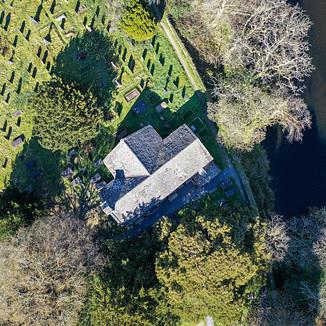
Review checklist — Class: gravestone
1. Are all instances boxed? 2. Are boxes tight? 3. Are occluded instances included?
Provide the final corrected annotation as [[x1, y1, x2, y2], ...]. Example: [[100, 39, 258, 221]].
[[24, 186, 34, 193], [43, 37, 50, 46], [114, 79, 122, 88], [29, 16, 39, 26], [76, 4, 87, 14], [11, 137, 24, 148], [141, 48, 147, 61], [2, 158, 8, 169], [93, 158, 103, 168], [8, 71, 15, 83], [155, 101, 168, 113], [66, 148, 77, 159], [12, 109, 23, 118], [90, 173, 101, 184], [159, 54, 164, 67], [61, 167, 73, 178], [56, 14, 66, 21], [71, 177, 82, 187]]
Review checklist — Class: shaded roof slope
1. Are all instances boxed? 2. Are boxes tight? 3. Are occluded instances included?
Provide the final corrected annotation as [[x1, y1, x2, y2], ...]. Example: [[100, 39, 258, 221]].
[[100, 125, 215, 226], [103, 125, 162, 177], [152, 124, 198, 172], [124, 125, 162, 173]]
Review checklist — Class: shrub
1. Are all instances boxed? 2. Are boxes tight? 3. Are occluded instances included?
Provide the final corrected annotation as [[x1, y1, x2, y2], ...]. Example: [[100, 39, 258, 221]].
[[120, 0, 157, 41]]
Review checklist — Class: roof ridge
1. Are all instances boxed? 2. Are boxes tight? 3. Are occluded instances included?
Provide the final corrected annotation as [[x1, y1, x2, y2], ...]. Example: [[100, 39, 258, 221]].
[[164, 124, 197, 143], [123, 125, 163, 174], [123, 125, 155, 142], [149, 140, 164, 174], [119, 139, 150, 177]]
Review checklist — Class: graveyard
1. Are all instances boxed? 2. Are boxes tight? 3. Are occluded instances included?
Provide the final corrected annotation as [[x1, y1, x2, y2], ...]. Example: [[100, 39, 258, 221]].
[[0, 0, 232, 210]]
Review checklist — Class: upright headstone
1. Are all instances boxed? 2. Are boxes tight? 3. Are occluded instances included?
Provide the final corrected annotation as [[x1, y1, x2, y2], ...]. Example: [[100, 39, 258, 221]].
[[29, 16, 39, 26]]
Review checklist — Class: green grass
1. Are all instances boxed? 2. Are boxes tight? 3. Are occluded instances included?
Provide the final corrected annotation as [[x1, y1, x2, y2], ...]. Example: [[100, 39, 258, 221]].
[[0, 0, 226, 203], [0, 0, 109, 190], [161, 15, 205, 91]]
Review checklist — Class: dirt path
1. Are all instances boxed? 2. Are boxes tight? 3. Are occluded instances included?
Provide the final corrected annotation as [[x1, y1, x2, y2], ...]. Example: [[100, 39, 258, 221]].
[[159, 19, 200, 92]]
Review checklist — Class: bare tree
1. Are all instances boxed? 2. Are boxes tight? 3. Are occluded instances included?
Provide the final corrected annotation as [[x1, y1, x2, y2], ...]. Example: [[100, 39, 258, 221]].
[[265, 215, 290, 264], [106, 0, 125, 25], [0, 215, 103, 326], [197, 0, 314, 150], [200, 0, 314, 92], [208, 76, 311, 150], [247, 290, 315, 326], [223, 0, 313, 94]]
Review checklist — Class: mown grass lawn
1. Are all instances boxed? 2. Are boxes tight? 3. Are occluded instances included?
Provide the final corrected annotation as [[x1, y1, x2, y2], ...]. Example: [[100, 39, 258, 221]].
[[0, 0, 227, 207]]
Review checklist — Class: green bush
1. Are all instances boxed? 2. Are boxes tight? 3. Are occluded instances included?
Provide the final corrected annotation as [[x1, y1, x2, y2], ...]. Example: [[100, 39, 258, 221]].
[[120, 0, 157, 41], [0, 187, 45, 240]]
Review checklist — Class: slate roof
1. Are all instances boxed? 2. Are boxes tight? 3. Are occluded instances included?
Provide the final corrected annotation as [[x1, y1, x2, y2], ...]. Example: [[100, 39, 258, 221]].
[[192, 161, 221, 187], [104, 125, 162, 178], [100, 124, 215, 226]]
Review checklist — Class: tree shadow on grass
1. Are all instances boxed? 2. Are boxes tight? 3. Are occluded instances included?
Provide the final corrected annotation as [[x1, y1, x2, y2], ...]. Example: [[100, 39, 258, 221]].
[[167, 16, 221, 85], [8, 138, 65, 204], [4, 31, 121, 216], [116, 89, 206, 140], [52, 29, 118, 108]]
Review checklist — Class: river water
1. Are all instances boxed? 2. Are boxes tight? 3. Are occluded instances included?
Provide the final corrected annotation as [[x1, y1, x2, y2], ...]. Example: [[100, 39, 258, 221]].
[[264, 0, 326, 217]]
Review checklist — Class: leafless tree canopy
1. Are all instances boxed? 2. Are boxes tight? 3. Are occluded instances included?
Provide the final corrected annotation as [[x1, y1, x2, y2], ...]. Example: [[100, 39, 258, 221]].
[[264, 214, 290, 264], [197, 0, 314, 150], [247, 289, 316, 326], [106, 0, 125, 24], [208, 76, 312, 150], [204, 0, 313, 92], [261, 208, 326, 324], [200, 0, 314, 89], [0, 215, 103, 326]]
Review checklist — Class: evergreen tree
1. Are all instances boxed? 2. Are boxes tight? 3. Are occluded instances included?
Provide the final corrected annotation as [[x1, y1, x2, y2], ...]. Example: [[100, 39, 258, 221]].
[[0, 187, 45, 240], [78, 232, 178, 326], [156, 208, 268, 325], [120, 0, 157, 41], [30, 77, 103, 151]]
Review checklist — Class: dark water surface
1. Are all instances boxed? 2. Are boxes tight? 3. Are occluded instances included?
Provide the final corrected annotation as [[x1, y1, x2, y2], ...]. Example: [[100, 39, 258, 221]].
[[264, 0, 326, 216]]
